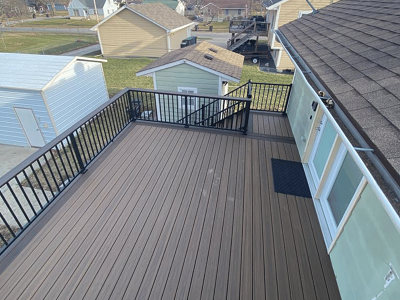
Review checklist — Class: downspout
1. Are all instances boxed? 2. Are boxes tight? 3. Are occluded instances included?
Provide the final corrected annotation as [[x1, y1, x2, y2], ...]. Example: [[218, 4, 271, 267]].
[[305, 0, 318, 14], [275, 29, 400, 200]]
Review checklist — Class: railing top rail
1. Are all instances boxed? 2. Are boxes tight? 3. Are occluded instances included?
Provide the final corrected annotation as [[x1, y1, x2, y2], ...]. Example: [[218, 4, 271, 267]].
[[130, 88, 251, 102], [251, 82, 292, 87], [0, 87, 131, 188]]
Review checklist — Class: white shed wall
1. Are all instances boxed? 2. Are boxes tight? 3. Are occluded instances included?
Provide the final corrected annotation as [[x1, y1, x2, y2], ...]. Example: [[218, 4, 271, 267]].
[[44, 61, 109, 133], [0, 88, 56, 147]]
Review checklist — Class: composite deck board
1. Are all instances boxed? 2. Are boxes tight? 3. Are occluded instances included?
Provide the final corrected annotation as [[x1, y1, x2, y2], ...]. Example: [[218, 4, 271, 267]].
[[0, 123, 340, 300], [250, 112, 293, 138]]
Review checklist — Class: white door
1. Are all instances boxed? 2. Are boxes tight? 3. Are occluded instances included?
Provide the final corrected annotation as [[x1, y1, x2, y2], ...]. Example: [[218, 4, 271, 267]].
[[14, 107, 46, 147], [178, 87, 198, 112]]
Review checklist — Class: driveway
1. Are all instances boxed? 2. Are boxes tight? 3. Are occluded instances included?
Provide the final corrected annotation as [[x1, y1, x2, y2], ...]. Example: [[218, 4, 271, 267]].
[[193, 32, 231, 48], [0, 144, 37, 178]]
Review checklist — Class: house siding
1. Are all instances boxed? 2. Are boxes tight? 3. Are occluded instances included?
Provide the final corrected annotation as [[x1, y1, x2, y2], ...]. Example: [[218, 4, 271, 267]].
[[286, 71, 317, 159], [44, 61, 109, 133], [330, 184, 400, 300], [272, 0, 339, 70], [288, 67, 400, 300], [0, 88, 56, 147], [155, 63, 220, 122], [97, 9, 168, 57], [169, 28, 190, 52]]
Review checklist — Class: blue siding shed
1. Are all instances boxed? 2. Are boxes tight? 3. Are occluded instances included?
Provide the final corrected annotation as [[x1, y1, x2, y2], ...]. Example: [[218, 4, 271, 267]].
[[0, 53, 109, 148]]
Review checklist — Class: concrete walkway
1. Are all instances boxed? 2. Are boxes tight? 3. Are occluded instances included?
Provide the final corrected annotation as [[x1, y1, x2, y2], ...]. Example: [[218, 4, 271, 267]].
[[63, 44, 101, 56]]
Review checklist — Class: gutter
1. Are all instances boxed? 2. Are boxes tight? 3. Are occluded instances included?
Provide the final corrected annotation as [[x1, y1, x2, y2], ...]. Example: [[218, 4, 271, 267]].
[[275, 29, 400, 202]]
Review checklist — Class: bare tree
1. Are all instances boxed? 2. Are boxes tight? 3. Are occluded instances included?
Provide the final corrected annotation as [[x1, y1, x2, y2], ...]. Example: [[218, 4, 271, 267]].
[[0, 0, 29, 20]]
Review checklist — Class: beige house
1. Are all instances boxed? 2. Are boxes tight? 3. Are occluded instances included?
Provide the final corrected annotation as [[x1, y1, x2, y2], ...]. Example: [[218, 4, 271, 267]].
[[263, 0, 339, 71], [91, 3, 195, 58]]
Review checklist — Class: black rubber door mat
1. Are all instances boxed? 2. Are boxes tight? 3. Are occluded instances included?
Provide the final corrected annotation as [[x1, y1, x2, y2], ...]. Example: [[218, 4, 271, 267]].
[[271, 158, 311, 198]]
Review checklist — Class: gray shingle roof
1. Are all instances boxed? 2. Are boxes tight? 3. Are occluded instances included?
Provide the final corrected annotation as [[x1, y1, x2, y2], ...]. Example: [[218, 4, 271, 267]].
[[137, 41, 244, 80], [128, 3, 193, 30], [279, 0, 400, 176]]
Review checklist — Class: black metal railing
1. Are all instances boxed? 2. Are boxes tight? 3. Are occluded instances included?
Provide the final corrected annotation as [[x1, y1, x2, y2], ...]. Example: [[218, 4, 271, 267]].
[[128, 89, 251, 133], [226, 80, 292, 113], [0, 88, 251, 253], [0, 89, 132, 254]]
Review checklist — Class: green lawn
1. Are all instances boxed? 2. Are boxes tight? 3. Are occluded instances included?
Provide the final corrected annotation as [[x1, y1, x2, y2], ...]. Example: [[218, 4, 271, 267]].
[[101, 58, 155, 97], [13, 18, 98, 28], [234, 62, 293, 87], [0, 32, 98, 54], [196, 21, 230, 32]]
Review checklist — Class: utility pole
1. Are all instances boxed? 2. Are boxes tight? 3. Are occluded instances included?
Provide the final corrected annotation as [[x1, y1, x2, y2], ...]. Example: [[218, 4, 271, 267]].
[[93, 0, 99, 23]]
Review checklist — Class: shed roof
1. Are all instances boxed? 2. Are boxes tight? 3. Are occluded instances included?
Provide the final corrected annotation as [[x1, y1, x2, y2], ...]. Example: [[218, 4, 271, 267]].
[[92, 3, 193, 32], [73, 0, 107, 9], [278, 0, 400, 176], [202, 0, 247, 9], [262, 0, 286, 8], [137, 41, 244, 81], [142, 0, 179, 10], [0, 53, 104, 91]]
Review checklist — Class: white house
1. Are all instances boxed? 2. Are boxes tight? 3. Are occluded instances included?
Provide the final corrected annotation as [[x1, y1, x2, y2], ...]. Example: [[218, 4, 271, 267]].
[[0, 53, 109, 148], [68, 0, 118, 19]]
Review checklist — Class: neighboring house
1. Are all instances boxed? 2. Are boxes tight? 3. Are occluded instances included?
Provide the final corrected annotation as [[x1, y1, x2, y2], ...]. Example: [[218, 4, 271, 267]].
[[136, 41, 244, 122], [274, 0, 400, 299], [142, 0, 185, 15], [91, 3, 195, 58], [0, 53, 109, 148], [68, 0, 118, 19], [262, 0, 338, 71], [200, 0, 247, 21]]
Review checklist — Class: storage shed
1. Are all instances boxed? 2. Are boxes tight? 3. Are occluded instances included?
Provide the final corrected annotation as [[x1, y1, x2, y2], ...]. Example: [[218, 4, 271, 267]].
[[91, 3, 195, 58], [0, 53, 109, 148], [136, 41, 244, 122]]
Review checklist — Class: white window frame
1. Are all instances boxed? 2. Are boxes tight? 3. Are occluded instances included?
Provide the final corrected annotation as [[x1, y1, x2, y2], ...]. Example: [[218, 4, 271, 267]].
[[178, 87, 198, 112]]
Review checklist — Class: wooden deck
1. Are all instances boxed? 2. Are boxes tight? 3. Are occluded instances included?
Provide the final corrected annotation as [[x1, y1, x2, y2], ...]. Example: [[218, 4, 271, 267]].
[[0, 121, 341, 300], [250, 112, 294, 139]]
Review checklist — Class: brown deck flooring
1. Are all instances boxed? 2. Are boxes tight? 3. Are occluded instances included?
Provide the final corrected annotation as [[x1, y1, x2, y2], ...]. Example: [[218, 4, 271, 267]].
[[0, 123, 341, 300], [250, 112, 294, 139]]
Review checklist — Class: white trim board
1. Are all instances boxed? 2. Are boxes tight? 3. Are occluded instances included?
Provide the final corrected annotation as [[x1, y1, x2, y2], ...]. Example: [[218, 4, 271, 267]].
[[136, 59, 240, 83]]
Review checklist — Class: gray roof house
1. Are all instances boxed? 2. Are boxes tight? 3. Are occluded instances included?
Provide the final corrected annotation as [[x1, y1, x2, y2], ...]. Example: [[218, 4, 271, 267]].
[[275, 0, 400, 299], [68, 0, 118, 19]]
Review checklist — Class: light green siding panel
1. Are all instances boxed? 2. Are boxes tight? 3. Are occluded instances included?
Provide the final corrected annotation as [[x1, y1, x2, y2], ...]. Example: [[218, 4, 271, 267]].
[[287, 71, 316, 159], [156, 64, 219, 95], [331, 184, 400, 300], [155, 64, 220, 122]]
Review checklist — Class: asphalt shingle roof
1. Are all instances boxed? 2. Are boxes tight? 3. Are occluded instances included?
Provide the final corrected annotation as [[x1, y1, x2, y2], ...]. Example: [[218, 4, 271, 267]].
[[128, 3, 192, 30], [142, 0, 179, 10], [138, 41, 244, 80], [262, 0, 285, 8], [279, 0, 400, 176]]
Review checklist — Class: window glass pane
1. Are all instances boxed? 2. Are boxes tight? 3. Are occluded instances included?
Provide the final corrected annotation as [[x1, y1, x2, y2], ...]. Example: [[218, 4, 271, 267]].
[[313, 120, 336, 179], [328, 152, 363, 226]]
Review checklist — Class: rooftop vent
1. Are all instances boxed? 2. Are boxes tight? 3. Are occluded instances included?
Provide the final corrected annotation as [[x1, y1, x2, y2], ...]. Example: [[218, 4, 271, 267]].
[[204, 54, 214, 60], [209, 48, 218, 53]]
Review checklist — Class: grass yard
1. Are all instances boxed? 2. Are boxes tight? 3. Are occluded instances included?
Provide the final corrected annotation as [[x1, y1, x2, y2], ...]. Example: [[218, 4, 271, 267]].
[[100, 58, 292, 96], [13, 18, 98, 28], [196, 21, 230, 32], [0, 32, 98, 55], [234, 62, 293, 87], [101, 57, 155, 96]]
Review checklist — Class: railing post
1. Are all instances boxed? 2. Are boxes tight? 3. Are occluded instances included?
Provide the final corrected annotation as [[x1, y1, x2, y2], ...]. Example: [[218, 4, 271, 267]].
[[201, 104, 205, 126], [282, 84, 292, 115], [127, 90, 136, 122], [69, 133, 86, 174], [242, 100, 251, 135], [184, 95, 189, 128], [247, 79, 252, 99]]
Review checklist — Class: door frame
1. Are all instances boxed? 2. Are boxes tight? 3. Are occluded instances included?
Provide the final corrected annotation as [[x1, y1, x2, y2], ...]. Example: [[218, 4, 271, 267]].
[[13, 107, 45, 148]]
